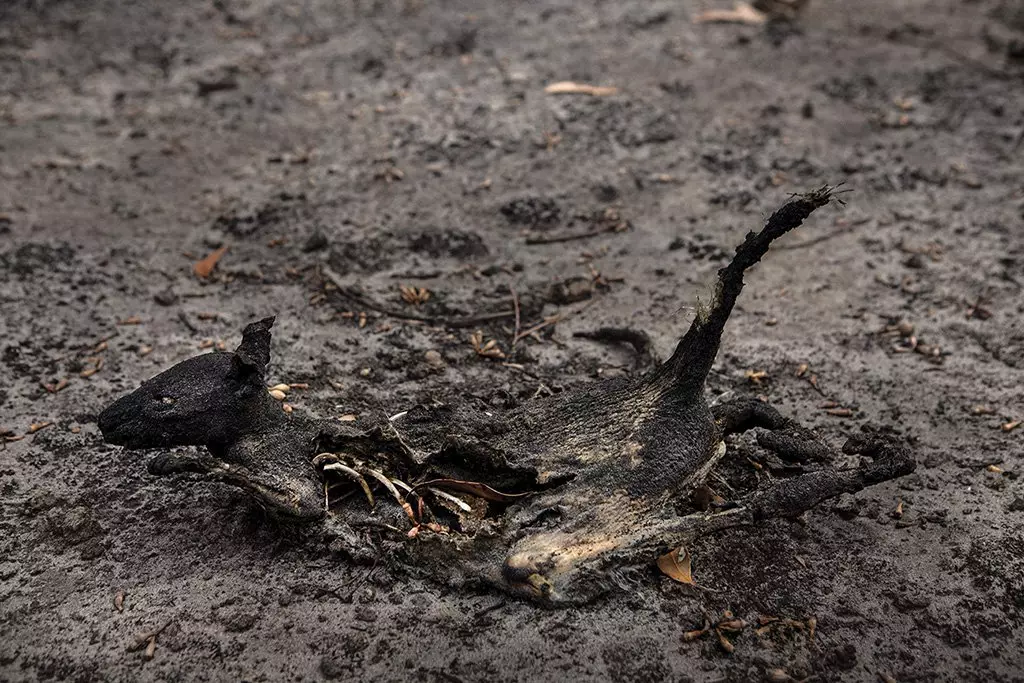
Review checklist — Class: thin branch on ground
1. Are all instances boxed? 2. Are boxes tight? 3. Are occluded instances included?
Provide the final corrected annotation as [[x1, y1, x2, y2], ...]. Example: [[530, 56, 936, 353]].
[[321, 266, 517, 329]]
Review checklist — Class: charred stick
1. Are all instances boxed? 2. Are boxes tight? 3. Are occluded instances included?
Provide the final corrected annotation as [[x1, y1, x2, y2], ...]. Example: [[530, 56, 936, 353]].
[[321, 266, 516, 328]]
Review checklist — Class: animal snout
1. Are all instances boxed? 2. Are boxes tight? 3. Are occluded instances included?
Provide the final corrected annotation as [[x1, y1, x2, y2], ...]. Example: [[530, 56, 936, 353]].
[[98, 397, 129, 441], [502, 553, 555, 599], [98, 393, 144, 445]]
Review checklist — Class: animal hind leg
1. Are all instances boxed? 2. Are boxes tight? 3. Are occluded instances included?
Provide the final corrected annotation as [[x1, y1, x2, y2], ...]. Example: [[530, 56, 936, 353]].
[[614, 432, 915, 562], [712, 396, 790, 434], [746, 432, 915, 520], [573, 327, 659, 371], [712, 397, 835, 463]]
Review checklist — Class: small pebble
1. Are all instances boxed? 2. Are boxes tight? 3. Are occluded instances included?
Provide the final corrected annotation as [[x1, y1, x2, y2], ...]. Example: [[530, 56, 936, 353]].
[[153, 288, 179, 306], [302, 230, 329, 252], [203, 230, 225, 249]]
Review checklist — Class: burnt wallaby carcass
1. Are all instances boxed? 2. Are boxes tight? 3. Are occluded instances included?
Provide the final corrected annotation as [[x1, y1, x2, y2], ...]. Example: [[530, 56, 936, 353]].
[[99, 187, 915, 605]]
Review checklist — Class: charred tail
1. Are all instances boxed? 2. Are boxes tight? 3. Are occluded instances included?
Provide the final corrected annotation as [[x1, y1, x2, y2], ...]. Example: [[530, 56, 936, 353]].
[[658, 185, 843, 394]]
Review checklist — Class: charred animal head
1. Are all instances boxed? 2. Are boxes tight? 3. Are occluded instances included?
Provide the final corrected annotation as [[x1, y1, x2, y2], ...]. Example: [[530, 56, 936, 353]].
[[99, 317, 324, 519]]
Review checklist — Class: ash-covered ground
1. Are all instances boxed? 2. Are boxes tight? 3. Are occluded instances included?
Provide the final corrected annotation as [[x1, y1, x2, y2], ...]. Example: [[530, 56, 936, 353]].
[[1, 0, 1023, 681]]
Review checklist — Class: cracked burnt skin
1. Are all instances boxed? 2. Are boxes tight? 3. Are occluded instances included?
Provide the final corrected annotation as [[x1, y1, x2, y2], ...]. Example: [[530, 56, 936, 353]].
[[98, 187, 916, 605]]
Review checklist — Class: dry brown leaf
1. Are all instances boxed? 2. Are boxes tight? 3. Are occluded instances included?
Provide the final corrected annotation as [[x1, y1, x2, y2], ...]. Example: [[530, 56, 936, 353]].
[[656, 546, 695, 585], [470, 330, 506, 359], [745, 369, 768, 385], [715, 627, 736, 653], [544, 81, 618, 97], [41, 379, 67, 393], [682, 626, 709, 642], [399, 285, 431, 305], [717, 617, 748, 632], [695, 2, 767, 24], [194, 246, 228, 278], [825, 407, 854, 417]]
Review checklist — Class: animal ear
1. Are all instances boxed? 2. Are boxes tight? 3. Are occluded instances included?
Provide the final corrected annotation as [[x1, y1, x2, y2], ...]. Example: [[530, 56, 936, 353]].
[[231, 316, 275, 380]]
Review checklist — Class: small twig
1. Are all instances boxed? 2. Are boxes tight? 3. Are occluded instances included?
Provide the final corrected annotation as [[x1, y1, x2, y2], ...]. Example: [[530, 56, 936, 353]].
[[776, 225, 848, 251], [525, 228, 614, 245], [512, 297, 601, 346], [886, 31, 1015, 81], [473, 599, 508, 621], [510, 286, 522, 350], [128, 619, 172, 655], [930, 42, 1014, 81], [321, 267, 516, 329], [513, 315, 563, 345], [177, 311, 198, 333]]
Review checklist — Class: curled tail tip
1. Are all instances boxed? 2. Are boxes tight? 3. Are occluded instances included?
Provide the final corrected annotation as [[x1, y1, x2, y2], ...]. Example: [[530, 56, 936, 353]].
[[795, 182, 850, 208]]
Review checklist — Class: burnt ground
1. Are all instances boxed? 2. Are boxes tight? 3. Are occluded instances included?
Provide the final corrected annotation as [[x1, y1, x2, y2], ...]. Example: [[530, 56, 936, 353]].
[[1, 0, 1023, 680]]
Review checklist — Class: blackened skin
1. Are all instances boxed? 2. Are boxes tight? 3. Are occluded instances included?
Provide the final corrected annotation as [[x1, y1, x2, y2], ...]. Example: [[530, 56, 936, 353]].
[[99, 317, 326, 520], [98, 187, 916, 605]]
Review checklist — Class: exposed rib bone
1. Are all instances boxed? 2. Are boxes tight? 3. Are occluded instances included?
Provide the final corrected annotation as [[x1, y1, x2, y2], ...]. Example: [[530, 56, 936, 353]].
[[363, 468, 416, 522], [391, 479, 413, 493], [312, 452, 340, 469], [323, 463, 375, 508], [410, 478, 530, 502], [428, 487, 473, 513]]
